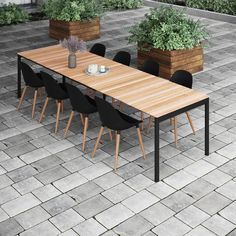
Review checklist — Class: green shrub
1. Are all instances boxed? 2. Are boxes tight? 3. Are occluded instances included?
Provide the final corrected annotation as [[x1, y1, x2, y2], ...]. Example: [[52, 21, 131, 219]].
[[0, 3, 28, 25], [186, 0, 236, 15], [129, 7, 209, 51], [42, 0, 103, 21], [102, 0, 143, 10]]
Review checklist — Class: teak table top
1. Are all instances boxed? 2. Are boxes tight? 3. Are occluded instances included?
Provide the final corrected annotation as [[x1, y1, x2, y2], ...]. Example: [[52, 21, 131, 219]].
[[18, 45, 208, 118]]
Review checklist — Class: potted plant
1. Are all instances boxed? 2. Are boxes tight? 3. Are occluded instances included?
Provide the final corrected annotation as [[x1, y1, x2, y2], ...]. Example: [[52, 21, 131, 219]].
[[129, 7, 209, 79], [60, 36, 87, 68], [42, 0, 103, 41]]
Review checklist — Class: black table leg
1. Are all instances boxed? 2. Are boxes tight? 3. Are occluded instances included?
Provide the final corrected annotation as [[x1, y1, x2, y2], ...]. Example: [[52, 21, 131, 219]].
[[205, 98, 210, 155], [154, 118, 160, 182], [17, 55, 22, 98]]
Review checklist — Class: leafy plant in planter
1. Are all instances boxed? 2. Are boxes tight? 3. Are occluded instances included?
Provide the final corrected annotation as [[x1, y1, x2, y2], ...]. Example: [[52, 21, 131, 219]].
[[0, 3, 28, 26], [42, 0, 103, 41], [129, 7, 209, 78], [102, 0, 143, 10]]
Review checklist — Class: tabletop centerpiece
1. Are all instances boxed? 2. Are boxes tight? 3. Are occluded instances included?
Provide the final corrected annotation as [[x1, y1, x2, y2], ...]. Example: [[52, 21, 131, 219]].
[[60, 36, 87, 68], [128, 7, 209, 79]]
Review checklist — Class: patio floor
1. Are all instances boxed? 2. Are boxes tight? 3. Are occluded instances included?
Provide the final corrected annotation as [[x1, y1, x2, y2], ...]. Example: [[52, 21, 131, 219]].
[[0, 6, 236, 236]]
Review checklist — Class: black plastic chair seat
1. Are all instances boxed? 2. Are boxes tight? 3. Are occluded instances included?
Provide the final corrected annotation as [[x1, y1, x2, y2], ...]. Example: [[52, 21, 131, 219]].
[[117, 110, 141, 129], [72, 95, 97, 115], [26, 72, 44, 88], [58, 83, 69, 100]]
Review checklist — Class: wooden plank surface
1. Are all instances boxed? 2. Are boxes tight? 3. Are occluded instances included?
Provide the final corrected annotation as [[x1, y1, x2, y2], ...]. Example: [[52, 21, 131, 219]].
[[18, 45, 208, 118]]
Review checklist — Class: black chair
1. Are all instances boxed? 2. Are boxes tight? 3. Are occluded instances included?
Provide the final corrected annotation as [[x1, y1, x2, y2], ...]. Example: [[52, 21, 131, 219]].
[[170, 70, 195, 146], [139, 59, 160, 130], [90, 43, 106, 57], [113, 51, 131, 66], [17, 62, 44, 118], [39, 71, 69, 133], [64, 84, 98, 151], [104, 51, 132, 103], [92, 97, 146, 170], [139, 59, 159, 77]]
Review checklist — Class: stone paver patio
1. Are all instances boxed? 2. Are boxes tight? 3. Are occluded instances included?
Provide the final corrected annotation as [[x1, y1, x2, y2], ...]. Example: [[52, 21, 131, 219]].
[[0, 5, 236, 236]]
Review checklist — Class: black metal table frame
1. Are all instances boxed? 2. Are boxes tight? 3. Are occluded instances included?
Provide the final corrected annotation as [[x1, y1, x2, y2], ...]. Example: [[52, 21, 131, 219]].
[[17, 54, 210, 183]]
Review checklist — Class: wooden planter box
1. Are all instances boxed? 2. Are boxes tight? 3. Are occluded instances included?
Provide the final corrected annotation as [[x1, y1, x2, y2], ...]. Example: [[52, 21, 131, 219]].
[[138, 45, 203, 79], [49, 17, 100, 41]]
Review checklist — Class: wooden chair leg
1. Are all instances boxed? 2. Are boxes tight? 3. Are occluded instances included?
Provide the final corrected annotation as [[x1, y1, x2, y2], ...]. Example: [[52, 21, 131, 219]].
[[147, 116, 153, 132], [141, 111, 144, 131], [39, 97, 49, 123], [55, 101, 61, 133], [64, 111, 74, 138], [92, 126, 104, 158], [173, 117, 178, 147], [108, 129, 113, 141], [114, 133, 121, 171], [186, 112, 195, 135], [32, 89, 38, 118], [80, 113, 84, 126], [82, 116, 89, 151], [17, 86, 27, 111], [136, 127, 146, 159]]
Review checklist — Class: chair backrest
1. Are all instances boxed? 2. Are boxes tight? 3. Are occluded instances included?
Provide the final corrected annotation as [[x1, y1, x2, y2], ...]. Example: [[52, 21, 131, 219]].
[[113, 51, 131, 66], [140, 59, 159, 76], [66, 83, 96, 114], [40, 71, 67, 99], [95, 97, 129, 130], [90, 43, 106, 57], [21, 62, 43, 87], [170, 70, 193, 89]]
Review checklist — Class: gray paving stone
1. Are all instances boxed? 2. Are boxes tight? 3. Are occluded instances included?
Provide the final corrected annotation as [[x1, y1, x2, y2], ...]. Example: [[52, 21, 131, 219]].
[[32, 184, 61, 202], [13, 176, 43, 195], [14, 206, 51, 230], [53, 172, 88, 193], [165, 154, 194, 170], [183, 179, 216, 200], [122, 190, 159, 213], [73, 218, 107, 236], [162, 191, 195, 213], [68, 181, 103, 203], [79, 162, 112, 180], [0, 208, 9, 223], [59, 229, 79, 236], [116, 162, 144, 180], [219, 201, 236, 224], [147, 181, 176, 199], [35, 165, 70, 184], [176, 205, 209, 228], [227, 229, 236, 236], [0, 151, 10, 162], [0, 186, 20, 205], [184, 225, 216, 236], [216, 180, 236, 200], [94, 172, 124, 190], [20, 148, 51, 164], [96, 203, 134, 229], [44, 140, 74, 154], [164, 170, 197, 190], [50, 208, 84, 232], [217, 142, 236, 159], [220, 159, 236, 177], [202, 214, 235, 236], [56, 147, 84, 162], [2, 193, 40, 217], [114, 215, 153, 236], [74, 195, 113, 219], [152, 217, 191, 236], [20, 220, 60, 236], [140, 202, 175, 226], [0, 157, 25, 172], [102, 183, 136, 204], [62, 156, 92, 173], [203, 169, 232, 187], [42, 194, 77, 216], [0, 218, 23, 236], [194, 192, 231, 215], [124, 174, 154, 192], [203, 153, 229, 167], [6, 165, 38, 183]]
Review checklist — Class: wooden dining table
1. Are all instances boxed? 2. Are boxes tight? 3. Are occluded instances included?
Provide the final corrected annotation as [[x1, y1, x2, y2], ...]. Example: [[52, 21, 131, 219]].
[[17, 45, 209, 182]]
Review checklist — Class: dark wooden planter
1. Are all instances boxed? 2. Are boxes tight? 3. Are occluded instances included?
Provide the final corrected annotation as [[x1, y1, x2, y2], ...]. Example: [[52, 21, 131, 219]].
[[138, 45, 203, 79], [49, 17, 100, 41]]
